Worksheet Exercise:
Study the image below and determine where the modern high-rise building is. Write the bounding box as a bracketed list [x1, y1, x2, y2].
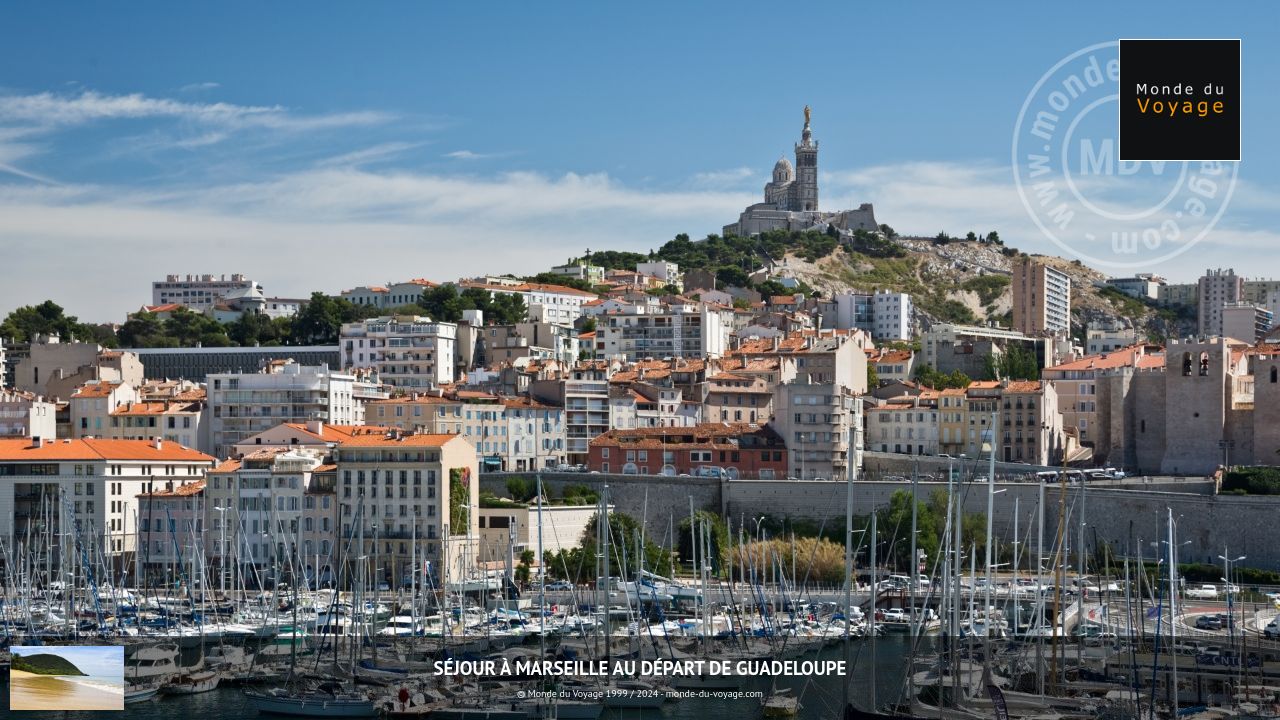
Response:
[1012, 257, 1071, 336]
[1197, 268, 1244, 337]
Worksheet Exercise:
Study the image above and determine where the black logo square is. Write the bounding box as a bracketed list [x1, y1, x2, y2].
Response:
[1119, 39, 1240, 161]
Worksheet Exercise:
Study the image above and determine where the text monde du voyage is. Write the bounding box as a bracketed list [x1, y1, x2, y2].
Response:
[1134, 82, 1229, 118]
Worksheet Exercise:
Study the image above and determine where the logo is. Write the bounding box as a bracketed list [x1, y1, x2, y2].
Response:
[1012, 41, 1237, 269]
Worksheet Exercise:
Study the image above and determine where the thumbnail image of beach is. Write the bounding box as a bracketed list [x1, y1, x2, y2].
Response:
[9, 645, 124, 711]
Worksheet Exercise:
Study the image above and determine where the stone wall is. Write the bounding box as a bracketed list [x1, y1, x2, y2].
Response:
[481, 472, 1275, 568]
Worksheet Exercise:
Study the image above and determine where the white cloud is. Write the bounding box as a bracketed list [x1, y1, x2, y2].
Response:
[688, 167, 758, 190]
[0, 90, 393, 132]
[179, 82, 221, 92]
[319, 142, 423, 168]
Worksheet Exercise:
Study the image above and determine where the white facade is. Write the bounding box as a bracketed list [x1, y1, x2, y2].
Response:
[1085, 323, 1138, 355]
[0, 437, 214, 560]
[596, 303, 730, 361]
[0, 389, 56, 439]
[867, 400, 939, 456]
[208, 363, 361, 458]
[635, 261, 680, 284]
[340, 316, 457, 389]
[871, 290, 913, 341]
[153, 274, 258, 311]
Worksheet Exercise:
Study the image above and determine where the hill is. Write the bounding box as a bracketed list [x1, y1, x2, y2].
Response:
[11, 652, 88, 676]
[617, 228, 1196, 343]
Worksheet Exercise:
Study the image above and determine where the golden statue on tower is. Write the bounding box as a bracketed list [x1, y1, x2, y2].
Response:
[804, 105, 811, 125]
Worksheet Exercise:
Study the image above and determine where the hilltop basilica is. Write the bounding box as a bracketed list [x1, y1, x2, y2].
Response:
[723, 106, 880, 238]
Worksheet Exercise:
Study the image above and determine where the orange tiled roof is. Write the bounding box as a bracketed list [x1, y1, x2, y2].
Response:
[0, 438, 213, 462]
[337, 432, 457, 448]
[876, 350, 913, 364]
[72, 382, 122, 399]
[209, 458, 243, 473]
[1004, 380, 1043, 393]
[142, 303, 183, 313]
[139, 479, 206, 498]
[1045, 344, 1165, 373]
[111, 401, 200, 416]
[280, 423, 397, 442]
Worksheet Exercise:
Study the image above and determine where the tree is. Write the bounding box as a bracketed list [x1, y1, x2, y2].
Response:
[867, 363, 880, 389]
[913, 363, 971, 390]
[505, 476, 536, 502]
[0, 301, 96, 344]
[981, 344, 1040, 381]
[291, 292, 349, 344]
[985, 231, 1001, 245]
[542, 511, 671, 584]
[965, 231, 978, 243]
[678, 511, 729, 576]
[579, 317, 597, 334]
[162, 308, 229, 346]
[419, 285, 465, 323]
[118, 312, 166, 347]
[875, 490, 941, 573]
[879, 223, 897, 239]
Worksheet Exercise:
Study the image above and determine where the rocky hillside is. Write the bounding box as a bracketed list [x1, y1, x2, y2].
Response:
[772, 235, 1194, 341]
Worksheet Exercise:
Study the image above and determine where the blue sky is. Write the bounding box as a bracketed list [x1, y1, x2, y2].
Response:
[12, 645, 123, 678]
[0, 2, 1276, 321]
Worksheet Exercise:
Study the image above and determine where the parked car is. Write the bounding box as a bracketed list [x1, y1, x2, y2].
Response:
[881, 608, 907, 622]
[1264, 618, 1279, 639]
[544, 580, 573, 591]
[1186, 584, 1220, 599]
[1195, 615, 1223, 630]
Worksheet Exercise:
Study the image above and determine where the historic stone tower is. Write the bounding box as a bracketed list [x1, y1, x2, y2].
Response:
[792, 105, 819, 212]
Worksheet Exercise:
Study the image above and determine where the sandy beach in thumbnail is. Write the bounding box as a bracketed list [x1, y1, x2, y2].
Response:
[9, 669, 124, 711]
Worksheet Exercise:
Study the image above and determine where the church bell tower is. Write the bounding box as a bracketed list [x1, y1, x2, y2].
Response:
[793, 105, 818, 212]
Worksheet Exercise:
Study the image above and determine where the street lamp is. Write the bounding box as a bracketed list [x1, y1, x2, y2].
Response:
[1217, 552, 1246, 647]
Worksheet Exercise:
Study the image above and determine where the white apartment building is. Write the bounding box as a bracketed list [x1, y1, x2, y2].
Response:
[0, 389, 56, 439]
[635, 261, 681, 287]
[530, 365, 611, 464]
[1086, 322, 1138, 355]
[595, 303, 730, 361]
[152, 274, 259, 311]
[476, 502, 604, 568]
[340, 316, 457, 389]
[0, 437, 214, 567]
[339, 279, 438, 309]
[871, 290, 913, 341]
[208, 362, 362, 458]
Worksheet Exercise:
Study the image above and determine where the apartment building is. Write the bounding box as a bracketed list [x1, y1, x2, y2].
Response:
[16, 341, 144, 400]
[733, 331, 870, 394]
[770, 380, 862, 481]
[0, 389, 56, 439]
[1221, 303, 1273, 343]
[334, 431, 478, 588]
[0, 437, 214, 571]
[208, 362, 364, 458]
[997, 380, 1063, 465]
[703, 372, 773, 424]
[595, 302, 730, 362]
[458, 321, 579, 370]
[135, 479, 206, 583]
[339, 279, 438, 309]
[340, 315, 457, 389]
[530, 364, 612, 465]
[204, 448, 328, 587]
[1198, 268, 1244, 337]
[587, 423, 787, 479]
[152, 273, 258, 311]
[366, 392, 567, 471]
[1012, 257, 1071, 336]
[867, 393, 939, 456]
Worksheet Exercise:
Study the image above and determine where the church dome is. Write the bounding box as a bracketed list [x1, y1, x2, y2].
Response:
[772, 156, 794, 182]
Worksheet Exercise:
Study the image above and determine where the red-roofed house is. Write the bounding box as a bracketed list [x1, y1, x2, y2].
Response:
[587, 423, 787, 478]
